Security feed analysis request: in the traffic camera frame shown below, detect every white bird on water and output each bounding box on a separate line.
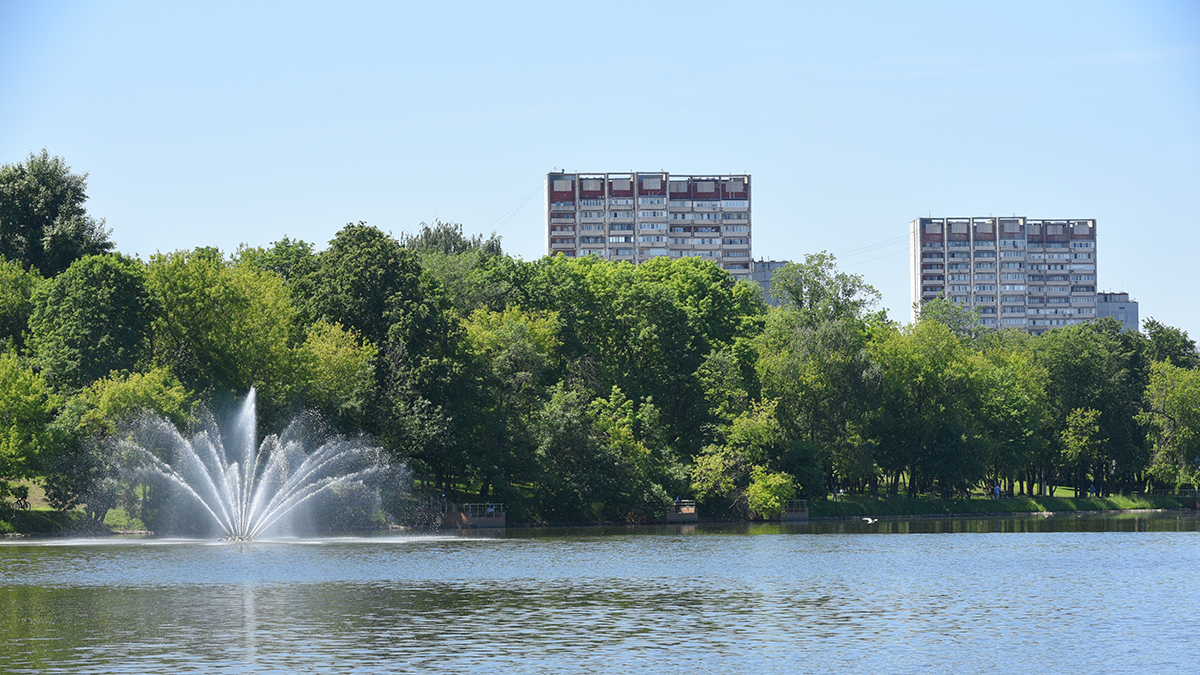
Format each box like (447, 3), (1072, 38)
(862, 517), (878, 524)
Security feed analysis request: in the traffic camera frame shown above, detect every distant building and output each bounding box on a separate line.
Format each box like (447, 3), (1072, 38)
(910, 216), (1098, 335)
(545, 172), (752, 281)
(752, 259), (790, 306)
(1096, 292), (1139, 332)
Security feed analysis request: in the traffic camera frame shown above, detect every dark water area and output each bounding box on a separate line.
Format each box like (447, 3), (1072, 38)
(2, 512), (1197, 673)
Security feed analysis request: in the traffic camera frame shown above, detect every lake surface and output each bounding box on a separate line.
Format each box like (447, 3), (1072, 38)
(2, 512), (1198, 674)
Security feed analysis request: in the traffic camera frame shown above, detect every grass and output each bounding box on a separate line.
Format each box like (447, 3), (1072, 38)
(809, 493), (1187, 518)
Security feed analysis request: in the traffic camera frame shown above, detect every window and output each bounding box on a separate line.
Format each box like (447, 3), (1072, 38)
(950, 274), (969, 281)
(975, 273), (996, 280)
(639, 235), (666, 243)
(580, 198), (604, 206)
(581, 224), (603, 231)
(722, 212), (749, 220)
(724, 225), (749, 232)
(609, 198), (634, 206)
(1071, 275), (1095, 282)
(639, 223), (666, 230)
(1001, 274), (1025, 280)
(975, 284), (997, 291)
(638, 211), (666, 218)
(609, 236), (633, 243)
(1001, 284), (1025, 291)
(722, 200), (749, 208)
(580, 211), (604, 219)
(580, 236), (604, 244)
(638, 197), (665, 206)
(610, 211), (633, 219)
(724, 238), (748, 245)
(1000, 262), (1023, 269)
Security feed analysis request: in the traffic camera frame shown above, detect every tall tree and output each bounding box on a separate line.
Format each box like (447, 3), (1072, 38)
(0, 255), (39, 349)
(29, 254), (154, 391)
(1138, 361), (1200, 488)
(1035, 318), (1150, 494)
(1143, 318), (1200, 370)
(869, 320), (988, 498)
(0, 150), (113, 276)
(770, 251), (881, 326)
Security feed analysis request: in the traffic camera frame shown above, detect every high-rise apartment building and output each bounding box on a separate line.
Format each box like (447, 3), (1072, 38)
(545, 172), (752, 280)
(910, 217), (1098, 335)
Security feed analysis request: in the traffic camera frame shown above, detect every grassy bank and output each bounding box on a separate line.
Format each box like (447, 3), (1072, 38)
(809, 494), (1188, 518)
(0, 509), (94, 535)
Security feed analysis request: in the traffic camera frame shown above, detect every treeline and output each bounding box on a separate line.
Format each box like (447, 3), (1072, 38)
(2, 151), (1199, 526)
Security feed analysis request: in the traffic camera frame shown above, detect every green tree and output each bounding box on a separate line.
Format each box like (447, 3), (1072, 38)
(916, 296), (982, 341)
(869, 320), (988, 498)
(28, 254), (154, 391)
(1061, 408), (1107, 494)
(755, 308), (877, 494)
(0, 351), (61, 495)
(42, 368), (193, 521)
(1143, 318), (1200, 370)
(146, 249), (301, 423)
(463, 307), (560, 498)
(0, 150), (113, 276)
(745, 466), (796, 519)
(295, 321), (378, 432)
(236, 236), (317, 284)
(0, 255), (39, 349)
(1035, 319), (1149, 494)
(770, 251), (881, 325)
(1138, 361), (1200, 488)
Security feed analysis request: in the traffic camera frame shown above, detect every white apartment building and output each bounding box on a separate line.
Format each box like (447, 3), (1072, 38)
(545, 172), (752, 280)
(910, 217), (1098, 335)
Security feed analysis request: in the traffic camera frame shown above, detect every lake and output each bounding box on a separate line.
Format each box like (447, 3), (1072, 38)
(2, 512), (1197, 674)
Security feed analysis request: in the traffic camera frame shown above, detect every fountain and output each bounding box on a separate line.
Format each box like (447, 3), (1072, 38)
(119, 389), (391, 540)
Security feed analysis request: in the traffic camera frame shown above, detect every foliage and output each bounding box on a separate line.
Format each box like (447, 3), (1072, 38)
(0, 351), (61, 483)
(145, 249), (301, 423)
(0, 150), (113, 276)
(29, 254), (154, 390)
(1143, 318), (1200, 370)
(296, 321), (377, 431)
(770, 251), (881, 325)
(0, 255), (39, 349)
(1139, 361), (1200, 487)
(745, 466), (796, 518)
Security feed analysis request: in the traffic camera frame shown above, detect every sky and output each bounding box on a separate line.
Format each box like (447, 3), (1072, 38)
(2, 0), (1198, 337)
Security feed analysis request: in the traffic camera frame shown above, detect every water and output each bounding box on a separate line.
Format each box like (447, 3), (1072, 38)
(123, 389), (387, 539)
(2, 513), (1198, 674)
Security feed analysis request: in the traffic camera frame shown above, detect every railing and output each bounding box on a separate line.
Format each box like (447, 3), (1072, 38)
(669, 499), (696, 515)
(784, 499), (808, 513)
(447, 503), (505, 516)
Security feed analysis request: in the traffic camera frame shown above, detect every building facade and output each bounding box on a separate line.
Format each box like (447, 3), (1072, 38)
(910, 217), (1098, 335)
(1096, 292), (1139, 332)
(752, 259), (791, 307)
(545, 172), (752, 280)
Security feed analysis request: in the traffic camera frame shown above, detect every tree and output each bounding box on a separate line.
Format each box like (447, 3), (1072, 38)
(1138, 361), (1200, 488)
(1035, 318), (1149, 494)
(295, 321), (378, 432)
(0, 150), (113, 276)
(400, 220), (502, 257)
(146, 249), (301, 424)
(770, 251), (881, 325)
(745, 466), (796, 519)
(1143, 318), (1200, 370)
(462, 307), (560, 498)
(42, 368), (193, 521)
(236, 237), (318, 284)
(916, 296), (981, 341)
(754, 307), (877, 494)
(0, 255), (39, 349)
(868, 320), (988, 498)
(0, 351), (61, 493)
(28, 254), (154, 391)
(1061, 408), (1107, 495)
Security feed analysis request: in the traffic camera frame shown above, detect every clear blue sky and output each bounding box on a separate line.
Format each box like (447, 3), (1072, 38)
(2, 1), (1197, 336)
